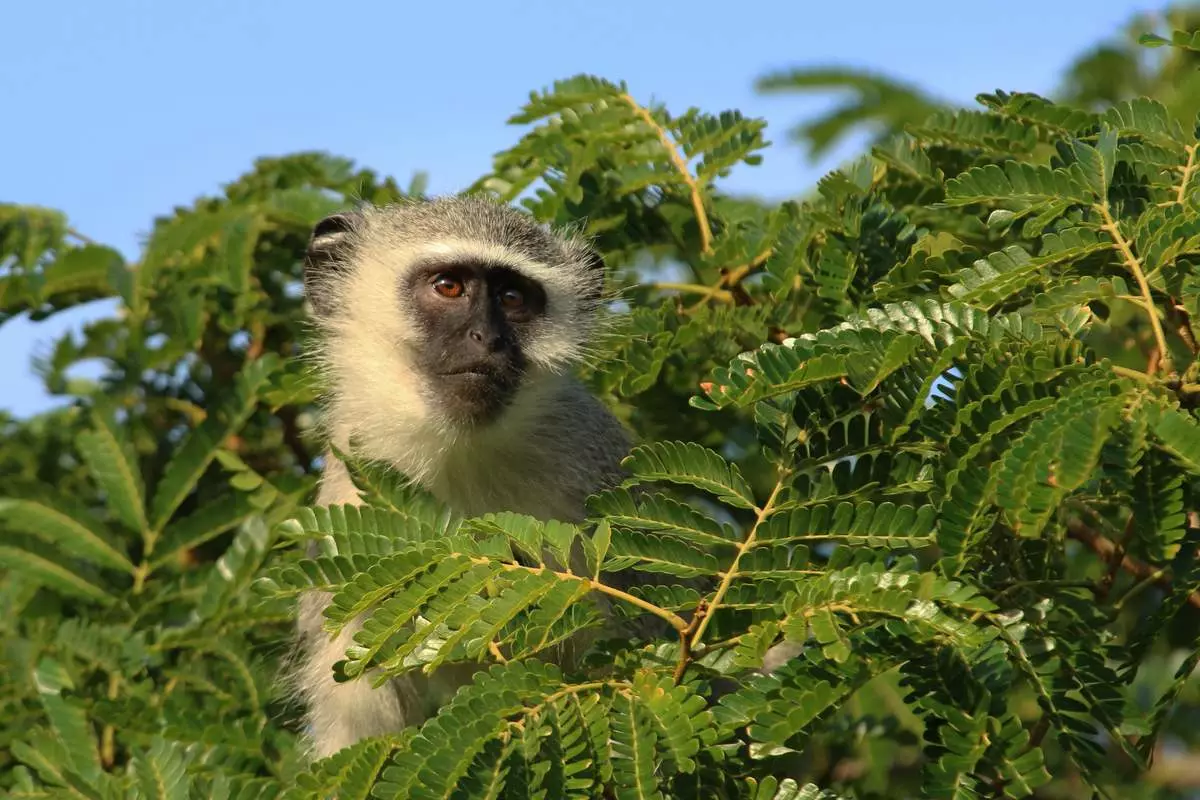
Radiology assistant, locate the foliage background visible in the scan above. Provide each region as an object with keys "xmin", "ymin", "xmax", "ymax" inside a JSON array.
[{"xmin": 7, "ymin": 4, "xmax": 1200, "ymax": 798}]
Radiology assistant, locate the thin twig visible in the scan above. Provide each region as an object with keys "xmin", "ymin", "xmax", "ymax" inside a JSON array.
[
  {"xmin": 66, "ymin": 227, "xmax": 97, "ymax": 246},
  {"xmin": 1168, "ymin": 301, "xmax": 1199, "ymax": 354},
  {"xmin": 1027, "ymin": 714, "xmax": 1051, "ymax": 751},
  {"xmin": 651, "ymin": 282, "xmax": 733, "ymax": 303},
  {"xmin": 721, "ymin": 248, "xmax": 774, "ymax": 288},
  {"xmin": 1096, "ymin": 517, "xmax": 1136, "ymax": 603},
  {"xmin": 621, "ymin": 93, "xmax": 713, "ymax": 254},
  {"xmin": 673, "ymin": 600, "xmax": 707, "ymax": 684},
  {"xmin": 684, "ymin": 249, "xmax": 775, "ymax": 313},
  {"xmin": 1098, "ymin": 203, "xmax": 1172, "ymax": 374}
]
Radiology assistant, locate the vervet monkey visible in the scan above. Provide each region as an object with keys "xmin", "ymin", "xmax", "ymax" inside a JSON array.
[{"xmin": 293, "ymin": 197, "xmax": 632, "ymax": 759}]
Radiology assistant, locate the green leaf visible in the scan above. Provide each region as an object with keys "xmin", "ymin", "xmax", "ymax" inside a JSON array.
[
  {"xmin": 221, "ymin": 211, "xmax": 263, "ymax": 308},
  {"xmin": 76, "ymin": 408, "xmax": 148, "ymax": 535},
  {"xmin": 38, "ymin": 692, "xmax": 102, "ymax": 783},
  {"xmin": 38, "ymin": 243, "xmax": 123, "ymax": 300},
  {"xmin": 622, "ymin": 441, "xmax": 758, "ymax": 510},
  {"xmin": 149, "ymin": 354, "xmax": 278, "ymax": 532},
  {"xmin": 943, "ymin": 160, "xmax": 1098, "ymax": 206},
  {"xmin": 1151, "ymin": 405, "xmax": 1200, "ymax": 474},
  {"xmin": 1138, "ymin": 30, "xmax": 1200, "ymax": 52},
  {"xmin": 758, "ymin": 501, "xmax": 936, "ymax": 549},
  {"xmin": 151, "ymin": 491, "xmax": 260, "ymax": 568},
  {"xmin": 0, "ymin": 497, "xmax": 133, "ymax": 573},
  {"xmin": 131, "ymin": 738, "xmax": 191, "ymax": 800}
]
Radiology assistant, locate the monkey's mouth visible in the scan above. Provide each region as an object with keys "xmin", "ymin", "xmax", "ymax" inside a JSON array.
[{"xmin": 438, "ymin": 367, "xmax": 496, "ymax": 380}]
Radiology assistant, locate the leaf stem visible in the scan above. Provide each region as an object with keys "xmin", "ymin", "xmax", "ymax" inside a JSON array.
[
  {"xmin": 673, "ymin": 600, "xmax": 707, "ymax": 683},
  {"xmin": 1111, "ymin": 365, "xmax": 1153, "ymax": 383},
  {"xmin": 650, "ymin": 282, "xmax": 733, "ymax": 303},
  {"xmin": 621, "ymin": 93, "xmax": 713, "ymax": 254},
  {"xmin": 1098, "ymin": 203, "xmax": 1172, "ymax": 374},
  {"xmin": 100, "ymin": 673, "xmax": 120, "ymax": 768},
  {"xmin": 1177, "ymin": 144, "xmax": 1197, "ymax": 205},
  {"xmin": 132, "ymin": 562, "xmax": 150, "ymax": 595},
  {"xmin": 685, "ymin": 248, "xmax": 774, "ymax": 312},
  {"xmin": 721, "ymin": 248, "xmax": 774, "ymax": 288},
  {"xmin": 485, "ymin": 558, "xmax": 690, "ymax": 634},
  {"xmin": 687, "ymin": 475, "xmax": 785, "ymax": 648},
  {"xmin": 66, "ymin": 227, "xmax": 97, "ymax": 246}
]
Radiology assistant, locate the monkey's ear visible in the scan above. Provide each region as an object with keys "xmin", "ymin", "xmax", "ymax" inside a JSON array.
[{"xmin": 304, "ymin": 210, "xmax": 362, "ymax": 318}]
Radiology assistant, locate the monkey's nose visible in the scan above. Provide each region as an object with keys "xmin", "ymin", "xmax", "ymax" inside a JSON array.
[{"xmin": 468, "ymin": 328, "xmax": 506, "ymax": 353}]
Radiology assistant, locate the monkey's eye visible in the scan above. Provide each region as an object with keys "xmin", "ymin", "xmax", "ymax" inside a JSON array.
[
  {"xmin": 432, "ymin": 274, "xmax": 465, "ymax": 298},
  {"xmin": 499, "ymin": 287, "xmax": 525, "ymax": 309}
]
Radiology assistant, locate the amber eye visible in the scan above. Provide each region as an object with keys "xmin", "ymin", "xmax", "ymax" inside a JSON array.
[
  {"xmin": 499, "ymin": 287, "xmax": 525, "ymax": 309},
  {"xmin": 432, "ymin": 274, "xmax": 464, "ymax": 298}
]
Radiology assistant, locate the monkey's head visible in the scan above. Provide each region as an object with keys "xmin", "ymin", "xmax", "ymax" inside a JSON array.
[{"xmin": 303, "ymin": 196, "xmax": 607, "ymax": 452}]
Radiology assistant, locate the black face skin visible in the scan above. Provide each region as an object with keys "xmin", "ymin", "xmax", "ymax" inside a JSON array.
[{"xmin": 403, "ymin": 259, "xmax": 548, "ymax": 424}]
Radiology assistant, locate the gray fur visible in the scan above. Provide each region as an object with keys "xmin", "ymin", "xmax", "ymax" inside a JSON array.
[{"xmin": 293, "ymin": 196, "xmax": 630, "ymax": 760}]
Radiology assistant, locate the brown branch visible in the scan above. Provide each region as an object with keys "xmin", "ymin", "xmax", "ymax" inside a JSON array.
[
  {"xmin": 1147, "ymin": 347, "xmax": 1163, "ymax": 376},
  {"xmin": 768, "ymin": 326, "xmax": 791, "ymax": 344},
  {"xmin": 1026, "ymin": 713, "xmax": 1051, "ymax": 752},
  {"xmin": 1066, "ymin": 520, "xmax": 1200, "ymax": 609},
  {"xmin": 1168, "ymin": 300, "xmax": 1199, "ymax": 354},
  {"xmin": 673, "ymin": 600, "xmax": 708, "ymax": 684},
  {"xmin": 245, "ymin": 321, "xmax": 266, "ymax": 360},
  {"xmin": 1096, "ymin": 516, "xmax": 1136, "ymax": 603}
]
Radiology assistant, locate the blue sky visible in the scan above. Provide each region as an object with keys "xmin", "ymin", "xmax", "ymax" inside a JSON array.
[{"xmin": 1, "ymin": 0, "xmax": 1160, "ymax": 417}]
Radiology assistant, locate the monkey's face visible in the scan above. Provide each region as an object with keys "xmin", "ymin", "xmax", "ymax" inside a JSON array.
[
  {"xmin": 404, "ymin": 259, "xmax": 547, "ymax": 423},
  {"xmin": 304, "ymin": 200, "xmax": 607, "ymax": 450}
]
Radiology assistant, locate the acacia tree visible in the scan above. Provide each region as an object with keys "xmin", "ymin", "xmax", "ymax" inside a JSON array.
[{"xmin": 6, "ymin": 18, "xmax": 1200, "ymax": 800}]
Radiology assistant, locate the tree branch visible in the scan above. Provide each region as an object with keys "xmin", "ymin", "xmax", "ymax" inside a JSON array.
[{"xmin": 1066, "ymin": 520, "xmax": 1200, "ymax": 609}]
